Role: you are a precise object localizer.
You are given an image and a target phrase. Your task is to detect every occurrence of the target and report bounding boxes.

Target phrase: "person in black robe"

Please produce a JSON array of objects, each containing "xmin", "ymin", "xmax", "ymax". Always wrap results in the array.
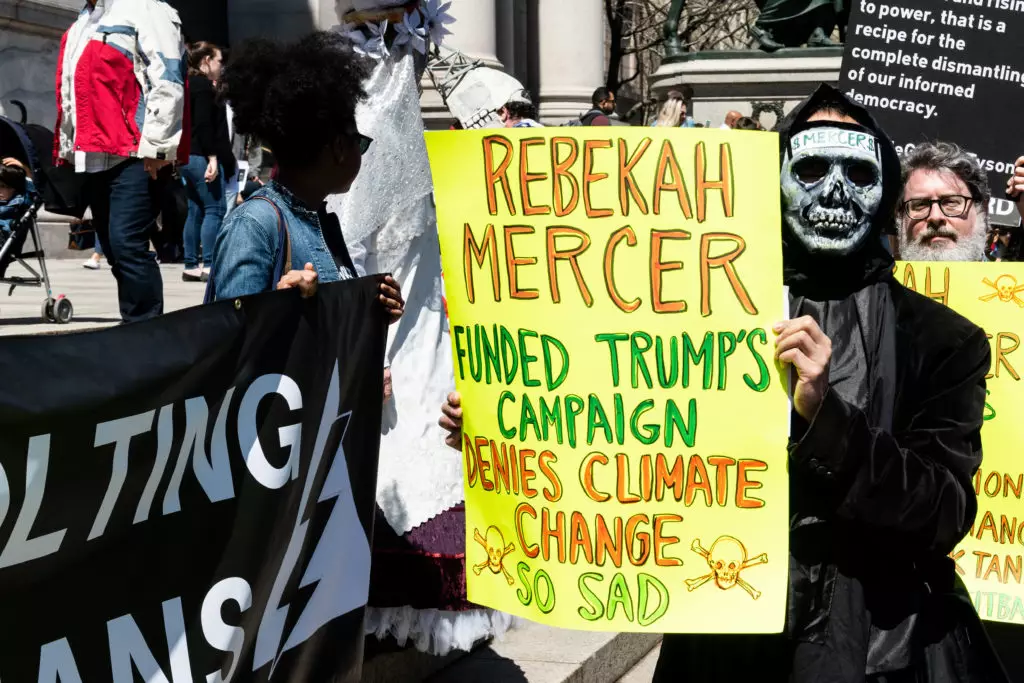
[{"xmin": 651, "ymin": 84, "xmax": 1008, "ymax": 683}]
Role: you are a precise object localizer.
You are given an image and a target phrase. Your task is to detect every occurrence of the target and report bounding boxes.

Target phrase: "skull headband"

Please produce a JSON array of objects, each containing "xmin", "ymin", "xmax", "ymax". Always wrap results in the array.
[{"xmin": 780, "ymin": 125, "xmax": 884, "ymax": 256}]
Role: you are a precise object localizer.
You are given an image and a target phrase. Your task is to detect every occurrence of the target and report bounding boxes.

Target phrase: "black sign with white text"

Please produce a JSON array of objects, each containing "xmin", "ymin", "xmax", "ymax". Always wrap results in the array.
[
  {"xmin": 0, "ymin": 280, "xmax": 386, "ymax": 682},
  {"xmin": 839, "ymin": 0, "xmax": 1024, "ymax": 225}
]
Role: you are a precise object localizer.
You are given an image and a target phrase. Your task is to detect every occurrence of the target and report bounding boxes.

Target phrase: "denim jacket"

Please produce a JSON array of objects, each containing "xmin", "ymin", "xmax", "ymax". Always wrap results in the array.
[{"xmin": 211, "ymin": 180, "xmax": 355, "ymax": 301}]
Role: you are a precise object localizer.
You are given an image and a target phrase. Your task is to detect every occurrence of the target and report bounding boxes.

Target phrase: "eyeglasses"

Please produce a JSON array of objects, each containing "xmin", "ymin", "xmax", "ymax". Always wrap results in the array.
[
  {"xmin": 901, "ymin": 195, "xmax": 973, "ymax": 220},
  {"xmin": 357, "ymin": 133, "xmax": 373, "ymax": 155}
]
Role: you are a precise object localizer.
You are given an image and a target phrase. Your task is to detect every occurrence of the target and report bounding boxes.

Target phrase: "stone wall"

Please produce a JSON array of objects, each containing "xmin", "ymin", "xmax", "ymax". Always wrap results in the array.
[{"xmin": 0, "ymin": 0, "xmax": 79, "ymax": 129}]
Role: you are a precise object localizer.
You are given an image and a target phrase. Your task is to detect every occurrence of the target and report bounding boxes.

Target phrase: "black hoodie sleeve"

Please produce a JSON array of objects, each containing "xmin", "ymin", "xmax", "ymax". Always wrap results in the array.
[
  {"xmin": 790, "ymin": 326, "xmax": 989, "ymax": 555},
  {"xmin": 189, "ymin": 76, "xmax": 218, "ymax": 161}
]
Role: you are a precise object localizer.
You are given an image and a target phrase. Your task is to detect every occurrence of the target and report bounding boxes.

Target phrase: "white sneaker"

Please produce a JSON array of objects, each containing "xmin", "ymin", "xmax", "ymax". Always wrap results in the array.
[{"xmin": 83, "ymin": 258, "xmax": 100, "ymax": 270}]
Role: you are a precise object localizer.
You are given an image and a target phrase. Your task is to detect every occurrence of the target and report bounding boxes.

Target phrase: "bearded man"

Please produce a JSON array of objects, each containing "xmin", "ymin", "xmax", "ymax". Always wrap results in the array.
[
  {"xmin": 440, "ymin": 84, "xmax": 1007, "ymax": 682},
  {"xmin": 898, "ymin": 142, "xmax": 989, "ymax": 262}
]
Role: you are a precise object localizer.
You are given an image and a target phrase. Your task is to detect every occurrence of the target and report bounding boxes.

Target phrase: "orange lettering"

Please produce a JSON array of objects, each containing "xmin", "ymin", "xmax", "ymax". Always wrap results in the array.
[
  {"xmin": 570, "ymin": 511, "xmax": 594, "ymax": 565},
  {"xmin": 551, "ymin": 137, "xmax": 580, "ymax": 216},
  {"xmin": 653, "ymin": 140, "xmax": 693, "ymax": 217},
  {"xmin": 504, "ymin": 225, "xmax": 539, "ymax": 300},
  {"xmin": 696, "ymin": 142, "xmax": 734, "ymax": 222},
  {"xmin": 651, "ymin": 230, "xmax": 691, "ymax": 313},
  {"xmin": 463, "ymin": 223, "xmax": 500, "ymax": 304},
  {"xmin": 583, "ymin": 139, "xmax": 614, "ymax": 218},
  {"xmin": 737, "ymin": 459, "xmax": 767, "ymax": 509},
  {"xmin": 604, "ymin": 226, "xmax": 641, "ymax": 313},
  {"xmin": 520, "ymin": 137, "xmax": 551, "ymax": 216},
  {"xmin": 483, "ymin": 135, "xmax": 515, "ymax": 215},
  {"xmin": 654, "ymin": 513, "xmax": 684, "ymax": 567},
  {"xmin": 546, "ymin": 226, "xmax": 594, "ymax": 306},
  {"xmin": 700, "ymin": 233, "xmax": 757, "ymax": 317},
  {"xmin": 516, "ymin": 502, "xmax": 539, "ymax": 558},
  {"xmin": 619, "ymin": 137, "xmax": 651, "ymax": 216}
]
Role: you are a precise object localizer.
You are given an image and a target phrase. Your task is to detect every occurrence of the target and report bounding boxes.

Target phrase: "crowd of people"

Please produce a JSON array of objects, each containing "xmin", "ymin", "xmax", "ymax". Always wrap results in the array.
[{"xmin": 0, "ymin": 0, "xmax": 1021, "ymax": 680}]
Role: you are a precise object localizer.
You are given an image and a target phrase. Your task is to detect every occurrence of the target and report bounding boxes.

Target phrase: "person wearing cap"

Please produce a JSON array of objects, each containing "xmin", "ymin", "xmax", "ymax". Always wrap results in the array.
[{"xmin": 498, "ymin": 89, "xmax": 543, "ymax": 128}]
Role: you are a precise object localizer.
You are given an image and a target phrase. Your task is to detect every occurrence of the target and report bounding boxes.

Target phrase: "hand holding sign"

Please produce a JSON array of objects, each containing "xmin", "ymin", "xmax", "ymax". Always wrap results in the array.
[{"xmin": 774, "ymin": 316, "xmax": 833, "ymax": 421}]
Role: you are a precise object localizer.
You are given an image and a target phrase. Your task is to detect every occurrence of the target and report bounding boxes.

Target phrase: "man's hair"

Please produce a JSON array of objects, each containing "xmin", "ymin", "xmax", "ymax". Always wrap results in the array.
[
  {"xmin": 900, "ymin": 141, "xmax": 991, "ymax": 211},
  {"xmin": 504, "ymin": 100, "xmax": 538, "ymax": 122},
  {"xmin": 222, "ymin": 32, "xmax": 370, "ymax": 168},
  {"xmin": 0, "ymin": 164, "xmax": 26, "ymax": 194},
  {"xmin": 592, "ymin": 87, "xmax": 614, "ymax": 107},
  {"xmin": 734, "ymin": 117, "xmax": 759, "ymax": 130}
]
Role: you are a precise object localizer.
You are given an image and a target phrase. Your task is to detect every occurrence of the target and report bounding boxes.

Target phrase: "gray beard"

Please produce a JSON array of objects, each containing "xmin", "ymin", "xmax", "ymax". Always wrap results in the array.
[{"xmin": 899, "ymin": 224, "xmax": 988, "ymax": 262}]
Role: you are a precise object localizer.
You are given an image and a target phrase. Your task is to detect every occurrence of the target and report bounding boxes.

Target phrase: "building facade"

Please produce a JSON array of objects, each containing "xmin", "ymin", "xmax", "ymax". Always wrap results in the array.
[{"xmin": 0, "ymin": 0, "xmax": 608, "ymax": 131}]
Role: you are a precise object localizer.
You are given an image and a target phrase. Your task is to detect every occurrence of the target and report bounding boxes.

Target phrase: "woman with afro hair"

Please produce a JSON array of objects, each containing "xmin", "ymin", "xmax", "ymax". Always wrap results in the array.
[{"xmin": 209, "ymin": 31, "xmax": 404, "ymax": 319}]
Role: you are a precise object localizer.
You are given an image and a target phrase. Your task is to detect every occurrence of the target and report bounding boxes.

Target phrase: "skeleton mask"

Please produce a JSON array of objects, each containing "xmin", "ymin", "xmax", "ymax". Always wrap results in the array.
[
  {"xmin": 781, "ymin": 126, "xmax": 884, "ymax": 255},
  {"xmin": 708, "ymin": 537, "xmax": 745, "ymax": 590}
]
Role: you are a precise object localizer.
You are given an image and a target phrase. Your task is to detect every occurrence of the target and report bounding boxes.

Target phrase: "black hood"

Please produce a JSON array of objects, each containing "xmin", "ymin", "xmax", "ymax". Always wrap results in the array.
[{"xmin": 777, "ymin": 84, "xmax": 900, "ymax": 299}]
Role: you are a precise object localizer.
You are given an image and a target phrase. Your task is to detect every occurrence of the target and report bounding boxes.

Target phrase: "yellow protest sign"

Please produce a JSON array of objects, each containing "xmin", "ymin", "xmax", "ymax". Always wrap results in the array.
[
  {"xmin": 426, "ymin": 128, "xmax": 790, "ymax": 633},
  {"xmin": 896, "ymin": 262, "xmax": 1024, "ymax": 625}
]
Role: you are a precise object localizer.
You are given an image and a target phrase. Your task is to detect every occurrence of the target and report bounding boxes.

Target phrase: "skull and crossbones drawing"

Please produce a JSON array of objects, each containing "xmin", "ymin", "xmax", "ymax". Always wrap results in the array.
[
  {"xmin": 685, "ymin": 536, "xmax": 768, "ymax": 600},
  {"xmin": 473, "ymin": 526, "xmax": 516, "ymax": 585},
  {"xmin": 980, "ymin": 275, "xmax": 1024, "ymax": 308}
]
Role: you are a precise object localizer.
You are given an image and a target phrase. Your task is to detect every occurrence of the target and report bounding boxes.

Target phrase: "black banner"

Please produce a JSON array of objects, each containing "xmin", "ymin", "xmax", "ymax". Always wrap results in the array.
[
  {"xmin": 838, "ymin": 0, "xmax": 1024, "ymax": 226},
  {"xmin": 0, "ymin": 279, "xmax": 386, "ymax": 682}
]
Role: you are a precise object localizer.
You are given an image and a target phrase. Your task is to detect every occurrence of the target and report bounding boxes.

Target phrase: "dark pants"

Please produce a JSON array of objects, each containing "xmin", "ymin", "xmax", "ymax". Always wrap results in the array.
[{"xmin": 84, "ymin": 159, "xmax": 168, "ymax": 322}]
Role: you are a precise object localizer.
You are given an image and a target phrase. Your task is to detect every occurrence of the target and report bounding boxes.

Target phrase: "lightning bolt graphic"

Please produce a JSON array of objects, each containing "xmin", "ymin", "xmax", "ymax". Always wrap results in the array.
[{"xmin": 253, "ymin": 360, "xmax": 371, "ymax": 676}]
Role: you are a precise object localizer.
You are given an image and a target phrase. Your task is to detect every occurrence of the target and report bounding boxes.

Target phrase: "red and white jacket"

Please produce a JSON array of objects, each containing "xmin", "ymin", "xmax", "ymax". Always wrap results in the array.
[{"xmin": 54, "ymin": 0, "xmax": 189, "ymax": 167}]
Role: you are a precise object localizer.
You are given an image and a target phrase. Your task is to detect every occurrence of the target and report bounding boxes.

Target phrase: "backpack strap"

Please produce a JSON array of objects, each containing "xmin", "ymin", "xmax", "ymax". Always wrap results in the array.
[{"xmin": 203, "ymin": 195, "xmax": 292, "ymax": 304}]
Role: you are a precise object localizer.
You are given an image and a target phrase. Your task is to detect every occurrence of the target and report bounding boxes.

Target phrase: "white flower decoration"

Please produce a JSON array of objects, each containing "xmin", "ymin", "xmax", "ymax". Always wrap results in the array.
[
  {"xmin": 348, "ymin": 20, "xmax": 390, "ymax": 60},
  {"xmin": 395, "ymin": 9, "xmax": 428, "ymax": 55},
  {"xmin": 420, "ymin": 0, "xmax": 455, "ymax": 47}
]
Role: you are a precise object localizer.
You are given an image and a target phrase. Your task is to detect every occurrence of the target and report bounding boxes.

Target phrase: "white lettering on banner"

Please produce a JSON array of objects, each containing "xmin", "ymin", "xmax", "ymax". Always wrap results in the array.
[
  {"xmin": 201, "ymin": 577, "xmax": 253, "ymax": 683},
  {"xmin": 0, "ymin": 435, "xmax": 67, "ymax": 568},
  {"xmin": 135, "ymin": 405, "xmax": 174, "ymax": 524},
  {"xmin": 9, "ymin": 365, "xmax": 372, "ymax": 680},
  {"xmin": 164, "ymin": 391, "xmax": 237, "ymax": 516},
  {"xmin": 107, "ymin": 597, "xmax": 192, "ymax": 683},
  {"xmin": 238, "ymin": 375, "xmax": 303, "ymax": 490},
  {"xmin": 254, "ymin": 361, "xmax": 370, "ymax": 674},
  {"xmin": 37, "ymin": 638, "xmax": 84, "ymax": 683},
  {"xmin": 90, "ymin": 412, "xmax": 156, "ymax": 541}
]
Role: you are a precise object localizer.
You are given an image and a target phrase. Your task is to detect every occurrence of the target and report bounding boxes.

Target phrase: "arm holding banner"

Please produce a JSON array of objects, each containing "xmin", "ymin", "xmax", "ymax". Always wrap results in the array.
[{"xmin": 790, "ymin": 329, "xmax": 990, "ymax": 554}]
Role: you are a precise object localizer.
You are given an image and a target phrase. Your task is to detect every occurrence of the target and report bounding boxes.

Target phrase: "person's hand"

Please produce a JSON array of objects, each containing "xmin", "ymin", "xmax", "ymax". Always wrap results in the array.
[
  {"xmin": 439, "ymin": 392, "xmax": 463, "ymax": 450},
  {"xmin": 1006, "ymin": 156, "xmax": 1024, "ymax": 215},
  {"xmin": 383, "ymin": 367, "xmax": 393, "ymax": 403},
  {"xmin": 774, "ymin": 316, "xmax": 832, "ymax": 421},
  {"xmin": 277, "ymin": 263, "xmax": 318, "ymax": 298},
  {"xmin": 379, "ymin": 275, "xmax": 405, "ymax": 324},
  {"xmin": 1, "ymin": 157, "xmax": 30, "ymax": 179},
  {"xmin": 144, "ymin": 158, "xmax": 172, "ymax": 180},
  {"xmin": 205, "ymin": 157, "xmax": 219, "ymax": 183}
]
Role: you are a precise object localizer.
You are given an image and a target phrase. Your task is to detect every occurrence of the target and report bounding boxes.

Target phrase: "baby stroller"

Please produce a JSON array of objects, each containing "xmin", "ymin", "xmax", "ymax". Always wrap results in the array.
[{"xmin": 0, "ymin": 115, "xmax": 73, "ymax": 324}]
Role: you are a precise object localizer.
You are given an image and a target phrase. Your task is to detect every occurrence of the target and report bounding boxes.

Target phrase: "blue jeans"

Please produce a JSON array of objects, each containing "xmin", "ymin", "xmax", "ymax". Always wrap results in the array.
[
  {"xmin": 181, "ymin": 155, "xmax": 226, "ymax": 269},
  {"xmin": 84, "ymin": 159, "xmax": 166, "ymax": 322}
]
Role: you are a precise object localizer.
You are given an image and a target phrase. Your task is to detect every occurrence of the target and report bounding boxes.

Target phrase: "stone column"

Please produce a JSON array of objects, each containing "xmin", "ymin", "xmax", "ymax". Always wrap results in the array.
[{"xmin": 536, "ymin": 0, "xmax": 605, "ymax": 124}]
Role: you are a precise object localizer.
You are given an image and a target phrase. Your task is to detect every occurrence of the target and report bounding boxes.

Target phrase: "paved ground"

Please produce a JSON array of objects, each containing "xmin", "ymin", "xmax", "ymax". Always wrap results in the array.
[{"xmin": 0, "ymin": 259, "xmax": 205, "ymax": 336}]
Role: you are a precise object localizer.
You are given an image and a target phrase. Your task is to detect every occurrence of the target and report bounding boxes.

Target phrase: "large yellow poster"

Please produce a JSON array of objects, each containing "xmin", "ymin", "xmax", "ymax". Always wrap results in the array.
[
  {"xmin": 426, "ymin": 129, "xmax": 790, "ymax": 633},
  {"xmin": 896, "ymin": 262, "xmax": 1024, "ymax": 625}
]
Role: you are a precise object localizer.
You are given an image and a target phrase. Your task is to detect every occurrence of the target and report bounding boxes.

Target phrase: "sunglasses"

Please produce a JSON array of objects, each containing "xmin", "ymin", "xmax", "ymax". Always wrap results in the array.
[{"xmin": 356, "ymin": 133, "xmax": 373, "ymax": 155}]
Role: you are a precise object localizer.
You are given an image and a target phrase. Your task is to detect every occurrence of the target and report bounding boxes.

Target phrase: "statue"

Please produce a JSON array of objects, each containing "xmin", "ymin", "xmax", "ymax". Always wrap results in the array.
[
  {"xmin": 663, "ymin": 0, "xmax": 848, "ymax": 58},
  {"xmin": 750, "ymin": 0, "xmax": 848, "ymax": 51},
  {"xmin": 663, "ymin": 0, "xmax": 687, "ymax": 61}
]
